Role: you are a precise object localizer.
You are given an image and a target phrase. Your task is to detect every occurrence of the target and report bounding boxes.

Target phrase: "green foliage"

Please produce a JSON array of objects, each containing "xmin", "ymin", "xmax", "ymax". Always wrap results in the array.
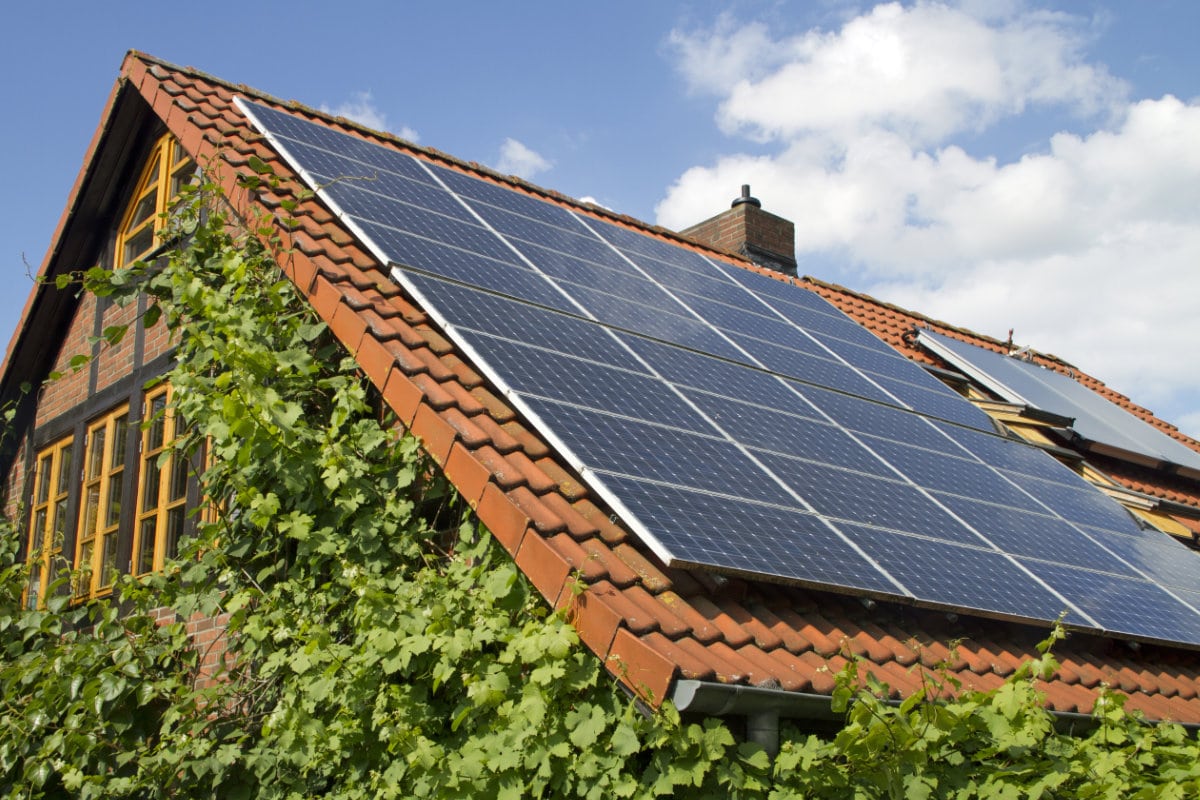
[{"xmin": 2, "ymin": 178, "xmax": 1199, "ymax": 798}]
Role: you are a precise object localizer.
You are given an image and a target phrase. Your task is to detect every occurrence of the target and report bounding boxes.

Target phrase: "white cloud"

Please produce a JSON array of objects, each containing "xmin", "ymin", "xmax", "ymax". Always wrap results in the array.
[
  {"xmin": 666, "ymin": 14, "xmax": 780, "ymax": 96},
  {"xmin": 673, "ymin": 2, "xmax": 1126, "ymax": 146},
  {"xmin": 660, "ymin": 2, "xmax": 1200, "ymax": 430},
  {"xmin": 321, "ymin": 91, "xmax": 419, "ymax": 141},
  {"xmin": 496, "ymin": 138, "xmax": 553, "ymax": 179}
]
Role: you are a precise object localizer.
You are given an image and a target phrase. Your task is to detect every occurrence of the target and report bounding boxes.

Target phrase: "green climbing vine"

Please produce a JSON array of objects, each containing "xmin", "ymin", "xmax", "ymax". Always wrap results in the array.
[{"xmin": 1, "ymin": 174, "xmax": 1198, "ymax": 798}]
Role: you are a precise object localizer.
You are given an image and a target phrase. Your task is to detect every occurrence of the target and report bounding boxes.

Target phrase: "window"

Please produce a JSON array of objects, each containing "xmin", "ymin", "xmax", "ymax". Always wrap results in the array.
[
  {"xmin": 132, "ymin": 384, "xmax": 189, "ymax": 574},
  {"xmin": 24, "ymin": 437, "xmax": 73, "ymax": 609},
  {"xmin": 23, "ymin": 136, "xmax": 202, "ymax": 600},
  {"xmin": 117, "ymin": 135, "xmax": 196, "ymax": 267},
  {"xmin": 74, "ymin": 406, "xmax": 130, "ymax": 598},
  {"xmin": 26, "ymin": 385, "xmax": 197, "ymax": 601}
]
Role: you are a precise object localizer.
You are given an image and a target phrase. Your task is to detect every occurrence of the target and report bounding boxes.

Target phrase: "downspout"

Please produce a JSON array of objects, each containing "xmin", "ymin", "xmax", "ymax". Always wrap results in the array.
[
  {"xmin": 671, "ymin": 680, "xmax": 843, "ymax": 758},
  {"xmin": 671, "ymin": 680, "xmax": 1200, "ymax": 759}
]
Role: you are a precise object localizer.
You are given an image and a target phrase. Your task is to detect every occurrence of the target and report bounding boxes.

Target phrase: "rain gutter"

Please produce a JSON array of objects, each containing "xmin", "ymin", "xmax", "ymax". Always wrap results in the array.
[{"xmin": 671, "ymin": 680, "xmax": 1200, "ymax": 759}]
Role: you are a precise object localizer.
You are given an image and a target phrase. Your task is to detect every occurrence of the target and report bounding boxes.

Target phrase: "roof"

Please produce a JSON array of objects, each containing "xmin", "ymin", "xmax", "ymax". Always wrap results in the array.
[{"xmin": 9, "ymin": 51, "xmax": 1200, "ymax": 725}]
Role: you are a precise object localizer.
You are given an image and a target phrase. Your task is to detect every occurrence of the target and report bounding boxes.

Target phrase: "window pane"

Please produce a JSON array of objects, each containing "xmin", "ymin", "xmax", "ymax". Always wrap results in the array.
[
  {"xmin": 105, "ymin": 476, "xmax": 123, "ymax": 529},
  {"xmin": 169, "ymin": 454, "xmax": 188, "ymax": 502},
  {"xmin": 141, "ymin": 462, "xmax": 161, "ymax": 512},
  {"xmin": 165, "ymin": 506, "xmax": 185, "ymax": 560},
  {"xmin": 32, "ymin": 509, "xmax": 47, "ymax": 550},
  {"xmin": 137, "ymin": 518, "xmax": 157, "ymax": 574},
  {"xmin": 125, "ymin": 225, "xmax": 156, "ymax": 263},
  {"xmin": 82, "ymin": 485, "xmax": 100, "ymax": 538},
  {"xmin": 56, "ymin": 444, "xmax": 73, "ymax": 495},
  {"xmin": 170, "ymin": 166, "xmax": 197, "ymax": 199},
  {"xmin": 147, "ymin": 396, "xmax": 167, "ymax": 451},
  {"xmin": 25, "ymin": 567, "xmax": 41, "ymax": 610},
  {"xmin": 75, "ymin": 543, "xmax": 93, "ymax": 597},
  {"xmin": 36, "ymin": 455, "xmax": 52, "ymax": 503},
  {"xmin": 87, "ymin": 428, "xmax": 106, "ymax": 480},
  {"xmin": 100, "ymin": 534, "xmax": 118, "ymax": 587},
  {"xmin": 111, "ymin": 414, "xmax": 129, "ymax": 469},
  {"xmin": 130, "ymin": 191, "xmax": 157, "ymax": 230},
  {"xmin": 52, "ymin": 499, "xmax": 68, "ymax": 549}
]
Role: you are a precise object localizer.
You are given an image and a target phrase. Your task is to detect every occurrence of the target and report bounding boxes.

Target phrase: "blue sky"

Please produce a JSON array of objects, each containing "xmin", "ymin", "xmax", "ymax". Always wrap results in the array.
[{"xmin": 2, "ymin": 1, "xmax": 1198, "ymax": 434}]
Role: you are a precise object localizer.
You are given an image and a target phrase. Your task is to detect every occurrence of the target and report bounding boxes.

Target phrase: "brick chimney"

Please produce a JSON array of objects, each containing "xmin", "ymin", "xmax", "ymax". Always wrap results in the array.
[{"xmin": 680, "ymin": 185, "xmax": 797, "ymax": 276}]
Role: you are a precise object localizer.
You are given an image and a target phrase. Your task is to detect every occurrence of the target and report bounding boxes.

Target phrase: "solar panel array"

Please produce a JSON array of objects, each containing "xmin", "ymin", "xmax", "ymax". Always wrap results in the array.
[
  {"xmin": 919, "ymin": 330, "xmax": 1200, "ymax": 473},
  {"xmin": 239, "ymin": 98, "xmax": 1200, "ymax": 648}
]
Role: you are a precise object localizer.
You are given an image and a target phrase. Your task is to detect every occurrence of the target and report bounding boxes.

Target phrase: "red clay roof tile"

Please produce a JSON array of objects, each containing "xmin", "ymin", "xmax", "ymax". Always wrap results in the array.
[
  {"xmin": 514, "ymin": 528, "xmax": 575, "ymax": 605},
  {"xmin": 565, "ymin": 584, "xmax": 624, "ymax": 656},
  {"xmin": 608, "ymin": 629, "xmax": 678, "ymax": 705},
  {"xmin": 536, "ymin": 493, "xmax": 600, "ymax": 541},
  {"xmin": 617, "ymin": 585, "xmax": 692, "ymax": 638},
  {"xmin": 506, "ymin": 487, "xmax": 566, "ymax": 536},
  {"xmin": 611, "ymin": 543, "xmax": 673, "ymax": 594},
  {"xmin": 442, "ymin": 442, "xmax": 491, "ymax": 509},
  {"xmin": 636, "ymin": 631, "xmax": 717, "ymax": 682},
  {"xmin": 577, "ymin": 537, "xmax": 641, "ymax": 588}
]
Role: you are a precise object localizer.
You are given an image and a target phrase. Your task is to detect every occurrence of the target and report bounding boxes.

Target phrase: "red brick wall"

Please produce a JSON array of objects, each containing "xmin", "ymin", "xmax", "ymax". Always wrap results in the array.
[
  {"xmin": 187, "ymin": 610, "xmax": 233, "ymax": 688},
  {"xmin": 35, "ymin": 291, "xmax": 97, "ymax": 429},
  {"xmin": 4, "ymin": 438, "xmax": 26, "ymax": 523},
  {"xmin": 95, "ymin": 299, "xmax": 139, "ymax": 394},
  {"xmin": 142, "ymin": 303, "xmax": 173, "ymax": 364}
]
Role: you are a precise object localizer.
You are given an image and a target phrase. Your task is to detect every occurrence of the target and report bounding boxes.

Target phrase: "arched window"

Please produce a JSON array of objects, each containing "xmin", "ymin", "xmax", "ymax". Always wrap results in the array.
[{"xmin": 116, "ymin": 135, "xmax": 196, "ymax": 267}]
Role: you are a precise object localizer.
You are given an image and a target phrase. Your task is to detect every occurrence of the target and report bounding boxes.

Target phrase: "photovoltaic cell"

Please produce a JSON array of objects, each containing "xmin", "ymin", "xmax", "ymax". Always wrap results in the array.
[
  {"xmin": 681, "ymin": 294, "xmax": 817, "ymax": 347},
  {"xmin": 521, "ymin": 397, "xmax": 795, "ymax": 506},
  {"xmin": 866, "ymin": 438, "xmax": 1043, "ymax": 511},
  {"xmin": 726, "ymin": 334, "xmax": 897, "ymax": 404},
  {"xmin": 370, "ymin": 225, "xmax": 574, "ymax": 312},
  {"xmin": 1089, "ymin": 532, "xmax": 1200, "ymax": 593},
  {"xmin": 755, "ymin": 295, "xmax": 897, "ymax": 352},
  {"xmin": 872, "ymin": 375, "xmax": 997, "ymax": 430},
  {"xmin": 616, "ymin": 334, "xmax": 819, "ymax": 413},
  {"xmin": 754, "ymin": 453, "xmax": 975, "ymax": 544},
  {"xmin": 308, "ymin": 164, "xmax": 476, "ymax": 222},
  {"xmin": 428, "ymin": 163, "xmax": 581, "ymax": 227},
  {"xmin": 600, "ymin": 475, "xmax": 901, "ymax": 592},
  {"xmin": 1020, "ymin": 561, "xmax": 1200, "ymax": 644},
  {"xmin": 240, "ymin": 98, "xmax": 1200, "ymax": 649},
  {"xmin": 841, "ymin": 524, "xmax": 1075, "ymax": 622},
  {"xmin": 934, "ymin": 423, "xmax": 1085, "ymax": 486},
  {"xmin": 585, "ymin": 216, "xmax": 716, "ymax": 274},
  {"xmin": 1004, "ymin": 473, "xmax": 1143, "ymax": 533},
  {"xmin": 640, "ymin": 261, "xmax": 769, "ymax": 313},
  {"xmin": 819, "ymin": 336, "xmax": 928, "ymax": 383},
  {"xmin": 247, "ymin": 103, "xmax": 437, "ymax": 185},
  {"xmin": 686, "ymin": 392, "xmax": 895, "ymax": 477},
  {"xmin": 565, "ymin": 285, "xmax": 746, "ymax": 360},
  {"xmin": 404, "ymin": 274, "xmax": 644, "ymax": 371},
  {"xmin": 553, "ymin": 268, "xmax": 692, "ymax": 320},
  {"xmin": 805, "ymin": 387, "xmax": 963, "ymax": 455},
  {"xmin": 467, "ymin": 333, "xmax": 711, "ymax": 434},
  {"xmin": 932, "ymin": 494, "xmax": 1137, "ymax": 574}
]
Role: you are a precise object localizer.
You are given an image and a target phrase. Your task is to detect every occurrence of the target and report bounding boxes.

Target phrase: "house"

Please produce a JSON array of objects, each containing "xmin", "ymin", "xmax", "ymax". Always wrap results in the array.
[{"xmin": 4, "ymin": 52, "xmax": 1200, "ymax": 755}]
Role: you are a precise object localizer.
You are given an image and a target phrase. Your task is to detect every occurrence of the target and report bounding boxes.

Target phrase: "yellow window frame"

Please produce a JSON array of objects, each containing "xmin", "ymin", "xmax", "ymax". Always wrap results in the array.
[
  {"xmin": 24, "ymin": 436, "xmax": 74, "ymax": 609},
  {"xmin": 116, "ymin": 134, "xmax": 196, "ymax": 268},
  {"xmin": 132, "ymin": 384, "xmax": 189, "ymax": 574},
  {"xmin": 74, "ymin": 406, "xmax": 130, "ymax": 598}
]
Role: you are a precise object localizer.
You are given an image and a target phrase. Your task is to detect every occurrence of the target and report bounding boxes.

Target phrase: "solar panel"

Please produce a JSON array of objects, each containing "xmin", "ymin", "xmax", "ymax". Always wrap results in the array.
[
  {"xmin": 239, "ymin": 98, "xmax": 1200, "ymax": 649},
  {"xmin": 918, "ymin": 329, "xmax": 1200, "ymax": 473}
]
